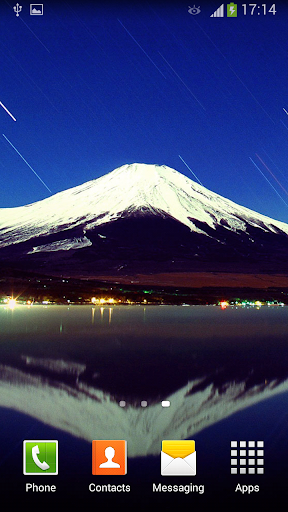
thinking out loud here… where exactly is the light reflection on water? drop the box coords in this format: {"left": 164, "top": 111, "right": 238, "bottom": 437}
{"left": 0, "top": 304, "right": 288, "bottom": 451}
{"left": 1, "top": 303, "right": 288, "bottom": 337}
{"left": 1, "top": 304, "right": 288, "bottom": 382}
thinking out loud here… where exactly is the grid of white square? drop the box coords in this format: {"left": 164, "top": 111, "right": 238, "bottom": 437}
{"left": 230, "top": 441, "right": 264, "bottom": 474}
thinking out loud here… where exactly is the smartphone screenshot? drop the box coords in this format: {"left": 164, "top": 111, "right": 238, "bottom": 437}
{"left": 1, "top": 0, "right": 288, "bottom": 506}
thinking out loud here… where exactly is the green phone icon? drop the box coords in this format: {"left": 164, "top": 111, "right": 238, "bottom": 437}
{"left": 23, "top": 440, "right": 58, "bottom": 475}
{"left": 227, "top": 3, "right": 237, "bottom": 16}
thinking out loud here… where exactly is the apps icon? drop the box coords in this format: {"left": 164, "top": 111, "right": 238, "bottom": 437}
{"left": 92, "top": 440, "right": 127, "bottom": 475}
{"left": 230, "top": 441, "right": 264, "bottom": 474}
{"left": 23, "top": 440, "right": 58, "bottom": 475}
{"left": 161, "top": 440, "right": 196, "bottom": 476}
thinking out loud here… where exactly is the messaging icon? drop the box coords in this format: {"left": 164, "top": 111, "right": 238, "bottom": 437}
{"left": 161, "top": 440, "right": 196, "bottom": 476}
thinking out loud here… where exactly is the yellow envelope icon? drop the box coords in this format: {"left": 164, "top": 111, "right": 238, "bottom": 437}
{"left": 161, "top": 440, "right": 196, "bottom": 476}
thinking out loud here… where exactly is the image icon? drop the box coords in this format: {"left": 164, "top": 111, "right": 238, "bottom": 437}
{"left": 30, "top": 4, "right": 43, "bottom": 15}
{"left": 23, "top": 440, "right": 58, "bottom": 475}
{"left": 227, "top": 3, "right": 237, "bottom": 17}
{"left": 161, "top": 440, "right": 196, "bottom": 476}
{"left": 230, "top": 441, "right": 264, "bottom": 474}
{"left": 92, "top": 440, "right": 127, "bottom": 475}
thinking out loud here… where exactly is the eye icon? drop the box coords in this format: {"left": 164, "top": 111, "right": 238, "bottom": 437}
{"left": 188, "top": 5, "right": 201, "bottom": 15}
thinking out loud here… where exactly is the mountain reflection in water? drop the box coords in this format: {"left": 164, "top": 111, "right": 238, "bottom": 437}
{"left": 1, "top": 304, "right": 288, "bottom": 456}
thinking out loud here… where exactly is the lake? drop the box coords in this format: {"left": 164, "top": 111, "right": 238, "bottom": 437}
{"left": 0, "top": 304, "right": 287, "bottom": 505}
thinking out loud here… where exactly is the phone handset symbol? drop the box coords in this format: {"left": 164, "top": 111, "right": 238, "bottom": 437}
{"left": 32, "top": 445, "right": 50, "bottom": 471}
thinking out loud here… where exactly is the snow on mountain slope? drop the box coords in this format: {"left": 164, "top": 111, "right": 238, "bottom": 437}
{"left": 27, "top": 236, "right": 92, "bottom": 254}
{"left": 1, "top": 163, "right": 288, "bottom": 248}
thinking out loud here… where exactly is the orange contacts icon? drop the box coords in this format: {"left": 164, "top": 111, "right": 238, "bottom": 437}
{"left": 92, "top": 440, "right": 127, "bottom": 475}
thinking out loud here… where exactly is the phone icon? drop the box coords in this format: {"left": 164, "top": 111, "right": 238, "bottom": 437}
{"left": 23, "top": 440, "right": 58, "bottom": 475}
{"left": 32, "top": 445, "right": 50, "bottom": 471}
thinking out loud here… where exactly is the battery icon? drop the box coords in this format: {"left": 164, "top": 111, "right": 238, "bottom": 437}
{"left": 227, "top": 2, "right": 237, "bottom": 16}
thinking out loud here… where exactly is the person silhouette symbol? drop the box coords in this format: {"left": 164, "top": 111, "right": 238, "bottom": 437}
{"left": 99, "top": 446, "right": 120, "bottom": 468}
{"left": 92, "top": 440, "right": 127, "bottom": 475}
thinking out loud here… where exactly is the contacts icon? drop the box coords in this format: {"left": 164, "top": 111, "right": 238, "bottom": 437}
{"left": 92, "top": 440, "right": 127, "bottom": 475}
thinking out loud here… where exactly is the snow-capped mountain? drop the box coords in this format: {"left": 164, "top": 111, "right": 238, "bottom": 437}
{"left": 1, "top": 163, "right": 288, "bottom": 275}
{"left": 1, "top": 163, "right": 288, "bottom": 246}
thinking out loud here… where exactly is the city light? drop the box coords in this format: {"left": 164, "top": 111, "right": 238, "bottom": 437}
{"left": 91, "top": 297, "right": 116, "bottom": 305}
{"left": 218, "top": 299, "right": 284, "bottom": 308}
{"left": 8, "top": 298, "right": 16, "bottom": 309}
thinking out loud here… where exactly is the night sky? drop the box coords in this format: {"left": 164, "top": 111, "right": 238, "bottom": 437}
{"left": 1, "top": 0, "right": 288, "bottom": 224}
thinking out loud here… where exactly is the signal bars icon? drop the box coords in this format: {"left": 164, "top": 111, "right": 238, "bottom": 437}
{"left": 210, "top": 4, "right": 224, "bottom": 17}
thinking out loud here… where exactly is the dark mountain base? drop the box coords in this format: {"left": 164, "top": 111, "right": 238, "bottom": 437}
{"left": 1, "top": 213, "right": 288, "bottom": 279}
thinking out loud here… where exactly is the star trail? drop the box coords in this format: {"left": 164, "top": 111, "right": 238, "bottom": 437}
{"left": 1, "top": 0, "right": 288, "bottom": 223}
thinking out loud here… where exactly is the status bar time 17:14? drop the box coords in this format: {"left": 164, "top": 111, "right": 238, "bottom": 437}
{"left": 241, "top": 4, "right": 276, "bottom": 15}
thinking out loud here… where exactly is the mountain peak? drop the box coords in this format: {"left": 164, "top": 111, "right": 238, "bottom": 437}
{"left": 1, "top": 163, "right": 288, "bottom": 254}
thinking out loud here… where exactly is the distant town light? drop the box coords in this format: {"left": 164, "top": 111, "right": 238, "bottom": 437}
{"left": 8, "top": 298, "right": 16, "bottom": 309}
